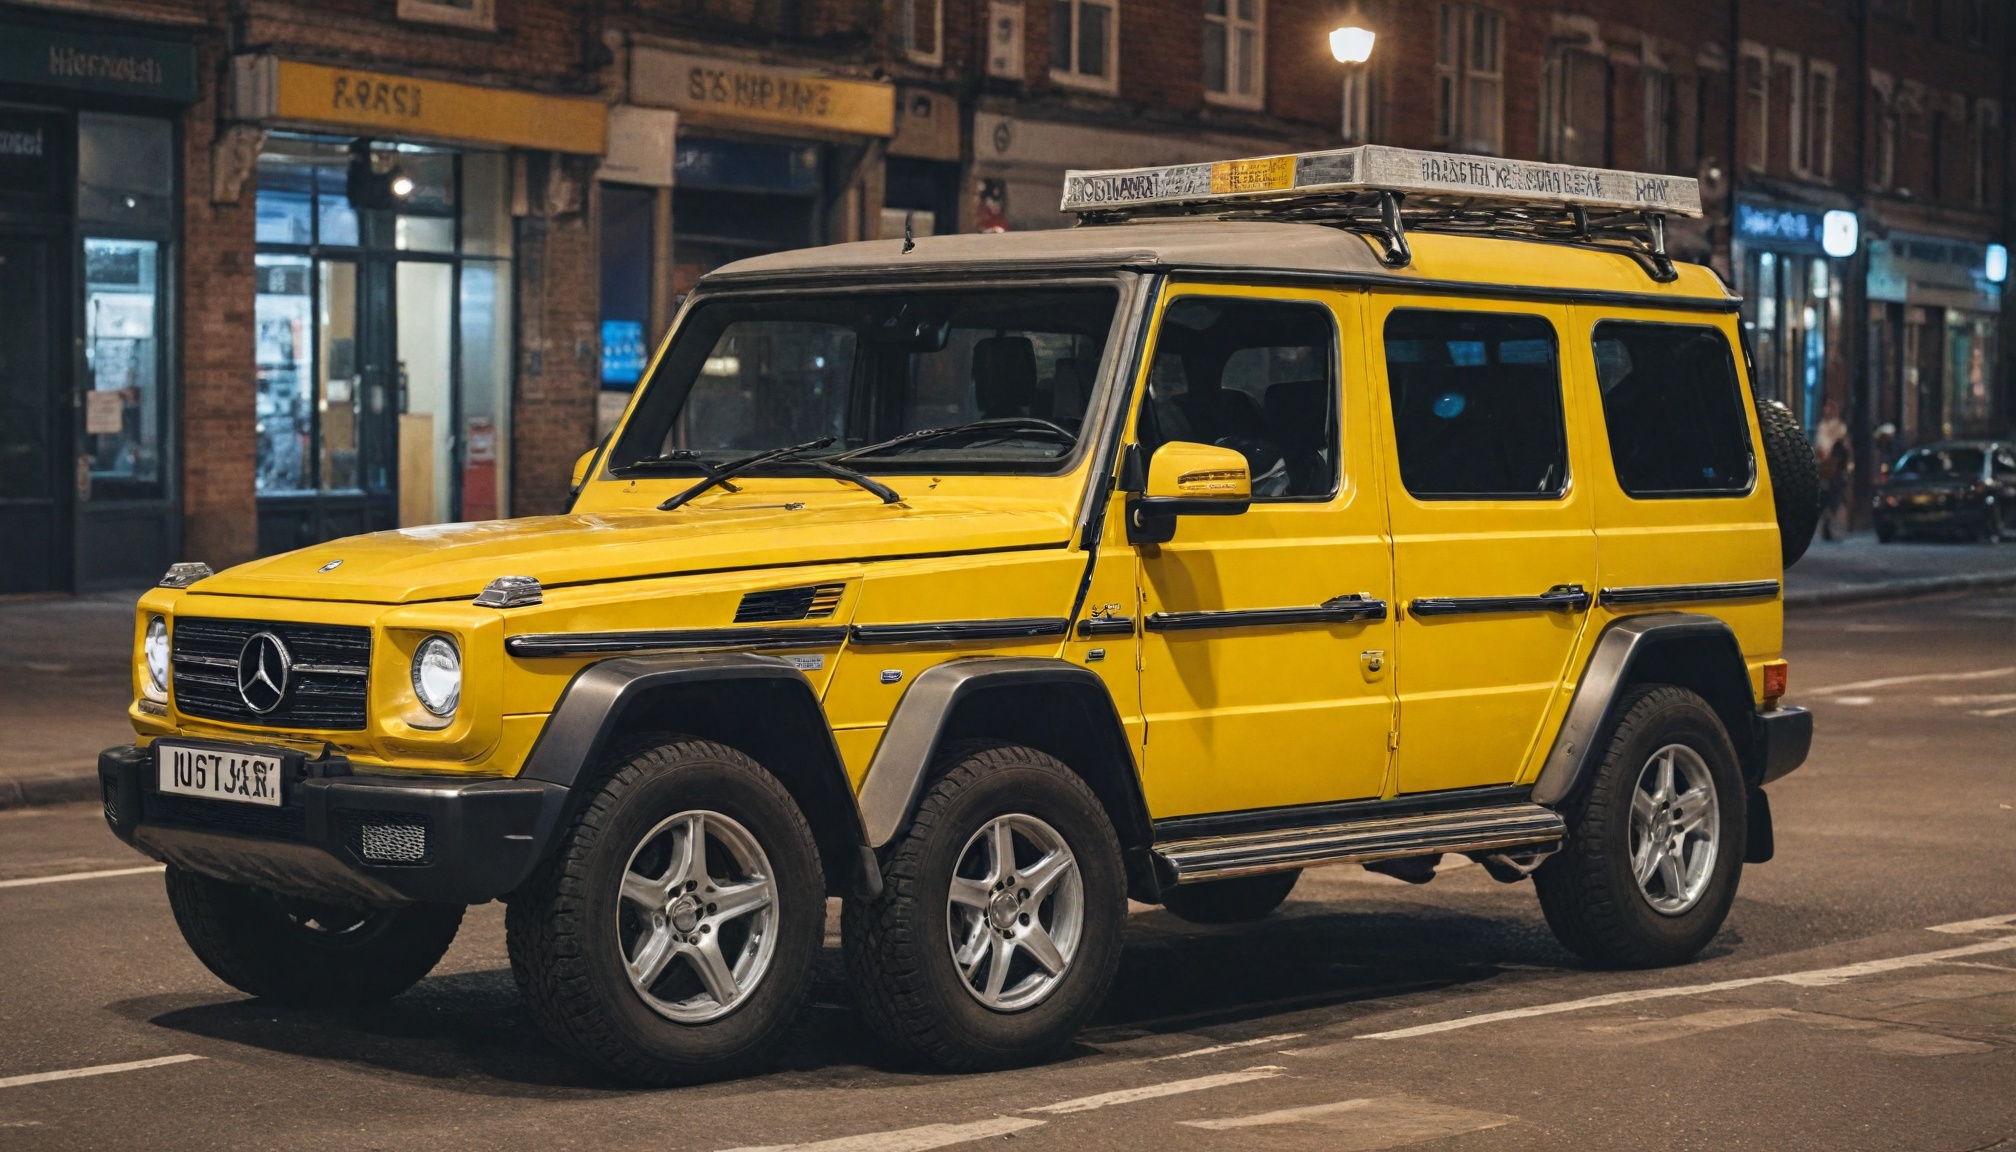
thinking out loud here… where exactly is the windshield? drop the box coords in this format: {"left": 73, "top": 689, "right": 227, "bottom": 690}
{"left": 1894, "top": 447, "right": 1984, "bottom": 482}
{"left": 609, "top": 287, "right": 1120, "bottom": 474}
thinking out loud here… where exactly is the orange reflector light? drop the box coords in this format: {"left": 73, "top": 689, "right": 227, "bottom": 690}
{"left": 1762, "top": 660, "right": 1789, "bottom": 702}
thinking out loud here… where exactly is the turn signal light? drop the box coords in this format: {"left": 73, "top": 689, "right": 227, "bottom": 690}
{"left": 1762, "top": 660, "right": 1789, "bottom": 703}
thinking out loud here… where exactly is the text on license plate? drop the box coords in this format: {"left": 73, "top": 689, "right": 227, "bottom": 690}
{"left": 158, "top": 744, "right": 284, "bottom": 807}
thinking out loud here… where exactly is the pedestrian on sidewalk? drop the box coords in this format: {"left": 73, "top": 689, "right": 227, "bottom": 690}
{"left": 1815, "top": 402, "right": 1854, "bottom": 541}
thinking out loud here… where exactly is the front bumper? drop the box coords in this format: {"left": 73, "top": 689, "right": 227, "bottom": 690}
{"left": 1753, "top": 706, "right": 1812, "bottom": 785}
{"left": 100, "top": 743, "right": 568, "bottom": 907}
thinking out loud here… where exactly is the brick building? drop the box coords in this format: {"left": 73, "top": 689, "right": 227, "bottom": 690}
{"left": 0, "top": 0, "right": 2006, "bottom": 593}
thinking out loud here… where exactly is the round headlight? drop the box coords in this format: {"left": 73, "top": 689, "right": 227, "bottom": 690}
{"left": 143, "top": 615, "right": 169, "bottom": 699}
{"left": 411, "top": 636, "right": 461, "bottom": 718}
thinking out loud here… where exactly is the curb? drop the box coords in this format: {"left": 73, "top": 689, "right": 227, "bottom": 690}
{"left": 0, "top": 773, "right": 101, "bottom": 812}
{"left": 1785, "top": 569, "right": 2016, "bottom": 609}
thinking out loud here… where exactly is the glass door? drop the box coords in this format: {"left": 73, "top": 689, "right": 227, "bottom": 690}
{"left": 0, "top": 232, "right": 60, "bottom": 593}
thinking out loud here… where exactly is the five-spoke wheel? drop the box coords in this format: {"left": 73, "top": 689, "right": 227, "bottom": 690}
{"left": 945, "top": 814, "right": 1084, "bottom": 1011}
{"left": 618, "top": 810, "right": 780, "bottom": 1023}
{"left": 1627, "top": 744, "right": 1720, "bottom": 915}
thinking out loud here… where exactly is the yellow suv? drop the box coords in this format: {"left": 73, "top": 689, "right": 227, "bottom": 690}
{"left": 103, "top": 146, "right": 1813, "bottom": 1085}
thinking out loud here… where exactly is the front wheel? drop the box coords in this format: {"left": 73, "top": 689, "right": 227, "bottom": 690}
{"left": 505, "top": 736, "right": 825, "bottom": 1086}
{"left": 164, "top": 866, "right": 463, "bottom": 1006}
{"left": 1534, "top": 685, "right": 1746, "bottom": 969}
{"left": 843, "top": 743, "right": 1126, "bottom": 1071}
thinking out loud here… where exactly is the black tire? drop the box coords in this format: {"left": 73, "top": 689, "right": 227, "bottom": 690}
{"left": 164, "top": 866, "right": 462, "bottom": 1006}
{"left": 1756, "top": 400, "right": 1821, "bottom": 567}
{"left": 1158, "top": 870, "right": 1301, "bottom": 924}
{"left": 843, "top": 743, "right": 1126, "bottom": 1072}
{"left": 505, "top": 736, "right": 824, "bottom": 1086}
{"left": 1534, "top": 685, "right": 1747, "bottom": 969}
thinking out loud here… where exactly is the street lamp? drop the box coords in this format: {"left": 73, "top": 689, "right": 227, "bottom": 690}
{"left": 1329, "top": 24, "right": 1376, "bottom": 64}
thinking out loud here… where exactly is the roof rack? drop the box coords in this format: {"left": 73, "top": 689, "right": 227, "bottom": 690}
{"left": 1060, "top": 145, "right": 1702, "bottom": 283}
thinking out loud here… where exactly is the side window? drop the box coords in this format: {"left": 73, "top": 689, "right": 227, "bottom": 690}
{"left": 1383, "top": 309, "right": 1566, "bottom": 499}
{"left": 1591, "top": 321, "right": 1755, "bottom": 497}
{"left": 1138, "top": 297, "right": 1339, "bottom": 500}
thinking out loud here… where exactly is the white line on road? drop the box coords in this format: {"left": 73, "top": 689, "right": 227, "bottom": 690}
{"left": 1345, "top": 937, "right": 2016, "bottom": 1041}
{"left": 718, "top": 1117, "right": 1046, "bottom": 1152}
{"left": 1181, "top": 1098, "right": 1375, "bottom": 1129}
{"left": 0, "top": 1055, "right": 203, "bottom": 1091}
{"left": 1807, "top": 667, "right": 2015, "bottom": 696}
{"left": 1971, "top": 706, "right": 2016, "bottom": 718}
{"left": 1151, "top": 1033, "right": 1304, "bottom": 1060}
{"left": 0, "top": 865, "right": 165, "bottom": 890}
{"left": 1027, "top": 1066, "right": 1283, "bottom": 1114}
{"left": 1931, "top": 693, "right": 2016, "bottom": 705}
{"left": 1929, "top": 913, "right": 2016, "bottom": 934}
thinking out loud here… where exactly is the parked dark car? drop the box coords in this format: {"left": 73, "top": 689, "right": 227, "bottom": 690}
{"left": 1873, "top": 441, "right": 2016, "bottom": 542}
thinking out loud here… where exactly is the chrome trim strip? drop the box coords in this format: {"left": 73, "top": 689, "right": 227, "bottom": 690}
{"left": 506, "top": 626, "right": 850, "bottom": 658}
{"left": 848, "top": 618, "right": 1072, "bottom": 645}
{"left": 292, "top": 664, "right": 371, "bottom": 677}
{"left": 1154, "top": 803, "right": 1567, "bottom": 883}
{"left": 1597, "top": 580, "right": 1782, "bottom": 607}
{"left": 1409, "top": 585, "right": 1591, "bottom": 618}
{"left": 1146, "top": 594, "right": 1389, "bottom": 632}
{"left": 170, "top": 654, "right": 237, "bottom": 669}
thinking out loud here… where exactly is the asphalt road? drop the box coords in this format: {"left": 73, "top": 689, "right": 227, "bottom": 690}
{"left": 2, "top": 591, "right": 2014, "bottom": 1151}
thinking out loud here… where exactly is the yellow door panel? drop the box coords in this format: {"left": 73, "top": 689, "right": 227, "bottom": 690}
{"left": 1368, "top": 295, "right": 1598, "bottom": 794}
{"left": 1133, "top": 285, "right": 1396, "bottom": 819}
{"left": 1566, "top": 306, "right": 1785, "bottom": 674}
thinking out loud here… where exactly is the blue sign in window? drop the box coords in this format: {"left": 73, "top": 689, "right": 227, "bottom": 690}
{"left": 601, "top": 319, "right": 647, "bottom": 387}
{"left": 1734, "top": 202, "right": 1824, "bottom": 251}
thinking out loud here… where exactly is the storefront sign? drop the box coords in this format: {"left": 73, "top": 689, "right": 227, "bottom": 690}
{"left": 630, "top": 49, "right": 894, "bottom": 138}
{"left": 603, "top": 106, "right": 678, "bottom": 187}
{"left": 1733, "top": 201, "right": 1825, "bottom": 253}
{"left": 232, "top": 56, "right": 607, "bottom": 155}
{"left": 1867, "top": 230, "right": 2003, "bottom": 312}
{"left": 0, "top": 22, "right": 198, "bottom": 103}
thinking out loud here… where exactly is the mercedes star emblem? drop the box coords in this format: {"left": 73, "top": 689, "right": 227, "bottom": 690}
{"left": 236, "top": 632, "right": 292, "bottom": 714}
{"left": 318, "top": 559, "right": 344, "bottom": 573}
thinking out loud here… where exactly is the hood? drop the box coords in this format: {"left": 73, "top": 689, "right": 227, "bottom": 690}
{"left": 194, "top": 497, "right": 1075, "bottom": 604}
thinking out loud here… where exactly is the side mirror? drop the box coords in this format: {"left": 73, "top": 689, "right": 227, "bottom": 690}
{"left": 1127, "top": 441, "right": 1252, "bottom": 544}
{"left": 570, "top": 445, "right": 599, "bottom": 495}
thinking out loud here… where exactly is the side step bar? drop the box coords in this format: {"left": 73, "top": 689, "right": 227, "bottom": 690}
{"left": 1152, "top": 803, "right": 1567, "bottom": 885}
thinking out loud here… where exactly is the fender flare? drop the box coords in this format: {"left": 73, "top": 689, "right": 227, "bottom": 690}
{"left": 1530, "top": 613, "right": 1775, "bottom": 807}
{"left": 856, "top": 657, "right": 1149, "bottom": 852}
{"left": 518, "top": 651, "right": 871, "bottom": 894}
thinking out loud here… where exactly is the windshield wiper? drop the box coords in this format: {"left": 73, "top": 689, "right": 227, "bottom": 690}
{"left": 610, "top": 448, "right": 704, "bottom": 474}
{"left": 658, "top": 437, "right": 903, "bottom": 511}
{"left": 833, "top": 417, "right": 1077, "bottom": 461}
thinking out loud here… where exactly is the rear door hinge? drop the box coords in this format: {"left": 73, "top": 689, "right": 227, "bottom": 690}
{"left": 1388, "top": 731, "right": 1401, "bottom": 750}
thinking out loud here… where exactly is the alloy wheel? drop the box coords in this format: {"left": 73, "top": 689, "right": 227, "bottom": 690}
{"left": 616, "top": 810, "right": 780, "bottom": 1024}
{"left": 945, "top": 814, "right": 1084, "bottom": 1012}
{"left": 1627, "top": 743, "right": 1720, "bottom": 916}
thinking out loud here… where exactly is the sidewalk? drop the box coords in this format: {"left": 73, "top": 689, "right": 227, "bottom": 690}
{"left": 5, "top": 536, "right": 2016, "bottom": 809}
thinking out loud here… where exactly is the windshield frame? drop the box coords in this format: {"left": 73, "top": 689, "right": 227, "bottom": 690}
{"left": 598, "top": 273, "right": 1142, "bottom": 483}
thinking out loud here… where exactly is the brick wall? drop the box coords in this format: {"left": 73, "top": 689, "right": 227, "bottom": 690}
{"left": 511, "top": 190, "right": 600, "bottom": 517}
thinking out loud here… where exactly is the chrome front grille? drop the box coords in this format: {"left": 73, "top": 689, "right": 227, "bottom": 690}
{"left": 170, "top": 618, "right": 372, "bottom": 730}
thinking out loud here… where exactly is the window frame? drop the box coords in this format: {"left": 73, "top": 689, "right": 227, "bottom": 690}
{"left": 1433, "top": 3, "right": 1503, "bottom": 155}
{"left": 1135, "top": 293, "right": 1343, "bottom": 505}
{"left": 1202, "top": 0, "right": 1266, "bottom": 110}
{"left": 1772, "top": 49, "right": 1805, "bottom": 178}
{"left": 1804, "top": 60, "right": 1836, "bottom": 180}
{"left": 1589, "top": 319, "right": 1758, "bottom": 501}
{"left": 395, "top": 0, "right": 495, "bottom": 32}
{"left": 1380, "top": 307, "right": 1571, "bottom": 503}
{"left": 1049, "top": 0, "right": 1120, "bottom": 93}
{"left": 1643, "top": 67, "right": 1675, "bottom": 173}
{"left": 893, "top": 0, "right": 945, "bottom": 66}
{"left": 1738, "top": 42, "right": 1769, "bottom": 174}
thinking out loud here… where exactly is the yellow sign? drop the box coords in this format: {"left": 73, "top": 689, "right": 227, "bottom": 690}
{"left": 631, "top": 49, "right": 894, "bottom": 138}
{"left": 1210, "top": 155, "right": 1295, "bottom": 196}
{"left": 236, "top": 56, "right": 606, "bottom": 155}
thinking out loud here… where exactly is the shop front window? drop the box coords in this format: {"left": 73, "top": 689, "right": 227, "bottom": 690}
{"left": 1947, "top": 311, "right": 1998, "bottom": 429}
{"left": 78, "top": 113, "right": 174, "bottom": 503}
{"left": 251, "top": 137, "right": 512, "bottom": 543}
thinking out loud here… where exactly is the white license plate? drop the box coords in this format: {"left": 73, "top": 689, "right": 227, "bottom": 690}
{"left": 157, "top": 743, "right": 285, "bottom": 807}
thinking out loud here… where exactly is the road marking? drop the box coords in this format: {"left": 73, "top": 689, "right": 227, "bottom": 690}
{"left": 1344, "top": 937, "right": 2016, "bottom": 1041}
{"left": 0, "top": 865, "right": 164, "bottom": 890}
{"left": 1807, "top": 667, "right": 2014, "bottom": 696}
{"left": 0, "top": 1054, "right": 203, "bottom": 1091}
{"left": 1929, "top": 913, "right": 2016, "bottom": 934}
{"left": 1182, "top": 1098, "right": 1375, "bottom": 1129}
{"left": 1971, "top": 706, "right": 2016, "bottom": 718}
{"left": 1583, "top": 1007, "right": 1796, "bottom": 1042}
{"left": 718, "top": 1117, "right": 1046, "bottom": 1152}
{"left": 1152, "top": 1033, "right": 1304, "bottom": 1060}
{"left": 1027, "top": 1066, "right": 1283, "bottom": 1114}
{"left": 1830, "top": 695, "right": 1876, "bottom": 706}
{"left": 1932, "top": 693, "right": 2016, "bottom": 705}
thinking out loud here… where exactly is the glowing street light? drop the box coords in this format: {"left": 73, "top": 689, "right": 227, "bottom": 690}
{"left": 1330, "top": 25, "right": 1376, "bottom": 64}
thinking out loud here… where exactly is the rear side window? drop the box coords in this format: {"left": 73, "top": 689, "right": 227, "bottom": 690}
{"left": 1383, "top": 309, "right": 1567, "bottom": 499}
{"left": 1591, "top": 322, "right": 1754, "bottom": 497}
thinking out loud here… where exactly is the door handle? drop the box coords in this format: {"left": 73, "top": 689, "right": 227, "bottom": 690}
{"left": 1408, "top": 584, "right": 1591, "bottom": 618}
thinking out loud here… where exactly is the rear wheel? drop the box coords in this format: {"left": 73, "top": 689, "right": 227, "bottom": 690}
{"left": 1158, "top": 870, "right": 1301, "bottom": 924}
{"left": 1534, "top": 686, "right": 1746, "bottom": 969}
{"left": 164, "top": 866, "right": 462, "bottom": 1006}
{"left": 505, "top": 736, "right": 824, "bottom": 1086}
{"left": 843, "top": 743, "right": 1126, "bottom": 1071}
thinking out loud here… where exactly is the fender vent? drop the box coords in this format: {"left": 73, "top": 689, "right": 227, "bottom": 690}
{"left": 735, "top": 583, "right": 845, "bottom": 623}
